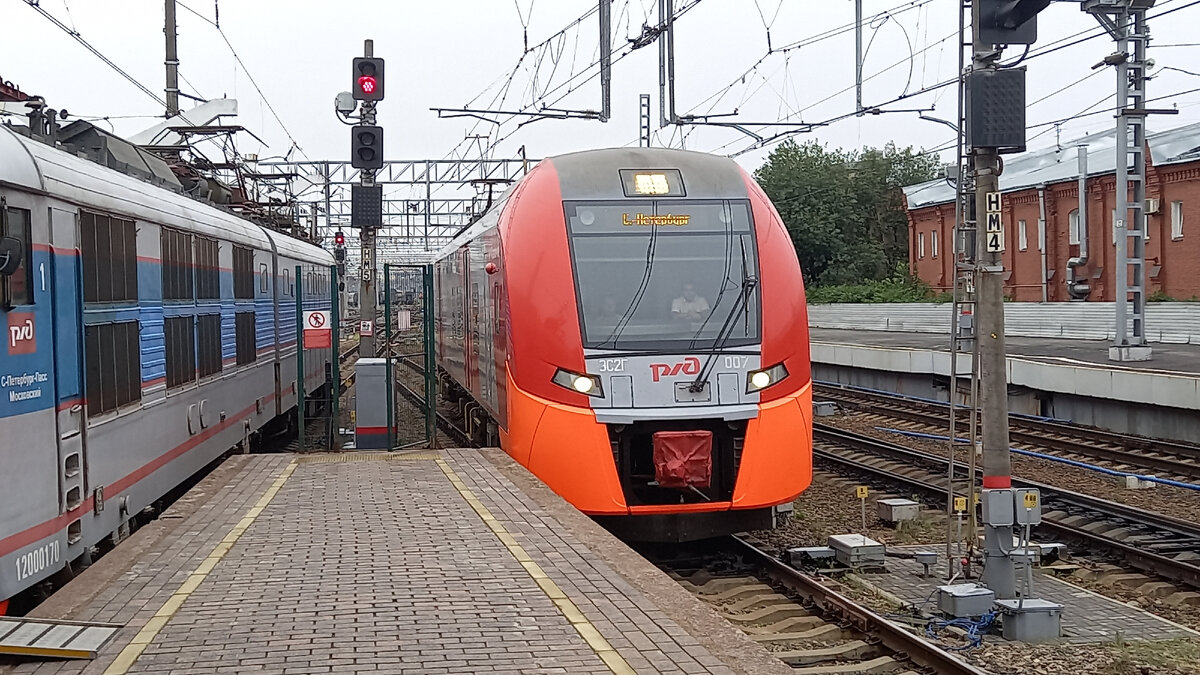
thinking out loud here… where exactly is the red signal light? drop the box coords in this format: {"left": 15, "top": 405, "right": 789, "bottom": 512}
{"left": 358, "top": 76, "right": 377, "bottom": 95}
{"left": 335, "top": 231, "right": 345, "bottom": 247}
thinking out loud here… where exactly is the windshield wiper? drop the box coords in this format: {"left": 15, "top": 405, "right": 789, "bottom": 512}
{"left": 601, "top": 221, "right": 659, "bottom": 347}
{"left": 687, "top": 269, "right": 757, "bottom": 393}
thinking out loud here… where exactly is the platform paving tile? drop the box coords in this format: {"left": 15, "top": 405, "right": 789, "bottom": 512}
{"left": 861, "top": 547, "right": 1200, "bottom": 644}
{"left": 7, "top": 450, "right": 758, "bottom": 675}
{"left": 444, "top": 449, "right": 737, "bottom": 675}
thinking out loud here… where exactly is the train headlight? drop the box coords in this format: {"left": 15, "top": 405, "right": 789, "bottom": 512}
{"left": 552, "top": 368, "right": 604, "bottom": 398}
{"left": 746, "top": 363, "right": 788, "bottom": 393}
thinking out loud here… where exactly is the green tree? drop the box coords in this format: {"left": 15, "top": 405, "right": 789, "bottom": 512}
{"left": 753, "top": 140, "right": 940, "bottom": 286}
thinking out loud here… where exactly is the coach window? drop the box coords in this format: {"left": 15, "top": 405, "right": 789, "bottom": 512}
{"left": 195, "top": 236, "right": 220, "bottom": 301}
{"left": 235, "top": 311, "right": 256, "bottom": 365}
{"left": 0, "top": 201, "right": 33, "bottom": 307}
{"left": 164, "top": 315, "right": 196, "bottom": 388}
{"left": 85, "top": 321, "right": 141, "bottom": 417}
{"left": 259, "top": 262, "right": 270, "bottom": 293}
{"left": 81, "top": 210, "right": 138, "bottom": 304}
{"left": 162, "top": 228, "right": 195, "bottom": 301}
{"left": 234, "top": 246, "right": 255, "bottom": 299}
{"left": 196, "top": 314, "right": 222, "bottom": 378}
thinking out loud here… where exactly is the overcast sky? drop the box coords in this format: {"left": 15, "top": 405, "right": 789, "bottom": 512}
{"left": 5, "top": 0, "right": 1200, "bottom": 200}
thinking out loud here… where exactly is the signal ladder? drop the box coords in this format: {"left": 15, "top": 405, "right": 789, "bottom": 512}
{"left": 944, "top": 0, "right": 981, "bottom": 574}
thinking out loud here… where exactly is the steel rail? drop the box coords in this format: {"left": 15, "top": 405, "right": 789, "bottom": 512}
{"left": 728, "top": 535, "right": 992, "bottom": 675}
{"left": 813, "top": 425, "right": 1200, "bottom": 589}
{"left": 814, "top": 383, "right": 1200, "bottom": 479}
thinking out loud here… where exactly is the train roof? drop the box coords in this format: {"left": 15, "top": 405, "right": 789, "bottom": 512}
{"left": 548, "top": 147, "right": 748, "bottom": 201}
{"left": 0, "top": 124, "right": 330, "bottom": 263}
{"left": 434, "top": 147, "right": 754, "bottom": 260}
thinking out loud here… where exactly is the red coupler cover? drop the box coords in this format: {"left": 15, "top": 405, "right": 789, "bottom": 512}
{"left": 652, "top": 430, "right": 713, "bottom": 489}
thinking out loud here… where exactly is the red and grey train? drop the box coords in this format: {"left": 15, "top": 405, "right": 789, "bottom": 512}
{"left": 434, "top": 148, "right": 812, "bottom": 540}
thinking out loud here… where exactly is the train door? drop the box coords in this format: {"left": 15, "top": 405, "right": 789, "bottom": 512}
{"left": 461, "top": 247, "right": 475, "bottom": 393}
{"left": 48, "top": 207, "right": 87, "bottom": 520}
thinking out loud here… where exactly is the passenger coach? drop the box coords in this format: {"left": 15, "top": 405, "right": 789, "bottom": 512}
{"left": 0, "top": 122, "right": 333, "bottom": 613}
{"left": 435, "top": 147, "right": 812, "bottom": 541}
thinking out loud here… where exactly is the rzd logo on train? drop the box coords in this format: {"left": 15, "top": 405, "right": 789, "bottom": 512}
{"left": 7, "top": 315, "right": 35, "bottom": 355}
{"left": 649, "top": 356, "right": 700, "bottom": 382}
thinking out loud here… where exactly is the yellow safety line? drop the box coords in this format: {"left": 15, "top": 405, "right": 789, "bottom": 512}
{"left": 435, "top": 459, "right": 635, "bottom": 675}
{"left": 103, "top": 461, "right": 298, "bottom": 674}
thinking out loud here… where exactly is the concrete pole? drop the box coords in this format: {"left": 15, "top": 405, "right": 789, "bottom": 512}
{"left": 972, "top": 3, "right": 1015, "bottom": 600}
{"left": 164, "top": 0, "right": 180, "bottom": 118}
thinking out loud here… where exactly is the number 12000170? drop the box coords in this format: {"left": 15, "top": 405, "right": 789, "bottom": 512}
{"left": 15, "top": 540, "right": 60, "bottom": 581}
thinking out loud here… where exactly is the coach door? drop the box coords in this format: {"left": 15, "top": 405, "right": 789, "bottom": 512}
{"left": 49, "top": 207, "right": 87, "bottom": 525}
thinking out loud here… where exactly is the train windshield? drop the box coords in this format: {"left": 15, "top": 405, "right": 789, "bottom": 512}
{"left": 565, "top": 200, "right": 760, "bottom": 351}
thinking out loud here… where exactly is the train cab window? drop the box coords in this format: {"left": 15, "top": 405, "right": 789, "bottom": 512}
{"left": 81, "top": 210, "right": 138, "bottom": 304}
{"left": 1, "top": 203, "right": 33, "bottom": 307}
{"left": 195, "top": 236, "right": 219, "bottom": 300}
{"left": 85, "top": 321, "right": 141, "bottom": 417}
{"left": 565, "top": 200, "right": 760, "bottom": 351}
{"left": 234, "top": 246, "right": 255, "bottom": 299}
{"left": 161, "top": 228, "right": 195, "bottom": 301}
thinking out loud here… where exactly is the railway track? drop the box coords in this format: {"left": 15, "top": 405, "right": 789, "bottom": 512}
{"left": 649, "top": 536, "right": 989, "bottom": 675}
{"left": 383, "top": 339, "right": 472, "bottom": 446}
{"left": 814, "top": 382, "right": 1200, "bottom": 481}
{"left": 813, "top": 424, "right": 1200, "bottom": 589}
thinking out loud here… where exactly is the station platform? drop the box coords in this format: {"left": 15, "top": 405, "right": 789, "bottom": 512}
{"left": 1, "top": 450, "right": 792, "bottom": 675}
{"left": 809, "top": 327, "right": 1200, "bottom": 413}
{"left": 857, "top": 546, "right": 1200, "bottom": 645}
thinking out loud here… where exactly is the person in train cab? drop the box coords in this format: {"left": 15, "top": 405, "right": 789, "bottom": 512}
{"left": 671, "top": 283, "right": 709, "bottom": 321}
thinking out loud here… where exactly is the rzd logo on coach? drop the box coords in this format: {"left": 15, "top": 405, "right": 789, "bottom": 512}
{"left": 7, "top": 314, "right": 35, "bottom": 355}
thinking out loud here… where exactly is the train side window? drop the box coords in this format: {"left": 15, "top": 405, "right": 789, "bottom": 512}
{"left": 161, "top": 227, "right": 195, "bottom": 301}
{"left": 81, "top": 210, "right": 138, "bottom": 304}
{"left": 283, "top": 268, "right": 293, "bottom": 297}
{"left": 259, "top": 262, "right": 269, "bottom": 293}
{"left": 196, "top": 314, "right": 222, "bottom": 378}
{"left": 164, "top": 315, "right": 196, "bottom": 388}
{"left": 0, "top": 202, "right": 34, "bottom": 307}
{"left": 234, "top": 246, "right": 255, "bottom": 299}
{"left": 195, "top": 236, "right": 220, "bottom": 300}
{"left": 235, "top": 311, "right": 257, "bottom": 365}
{"left": 85, "top": 320, "right": 141, "bottom": 417}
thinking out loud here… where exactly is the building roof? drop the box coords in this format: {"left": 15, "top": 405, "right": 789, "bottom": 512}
{"left": 903, "top": 120, "right": 1200, "bottom": 210}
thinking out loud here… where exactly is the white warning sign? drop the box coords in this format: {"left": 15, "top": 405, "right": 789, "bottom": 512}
{"left": 985, "top": 230, "right": 1006, "bottom": 252}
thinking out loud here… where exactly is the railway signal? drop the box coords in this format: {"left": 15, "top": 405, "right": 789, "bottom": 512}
{"left": 351, "top": 125, "right": 384, "bottom": 170}
{"left": 978, "top": 0, "right": 1051, "bottom": 45}
{"left": 351, "top": 57, "right": 385, "bottom": 101}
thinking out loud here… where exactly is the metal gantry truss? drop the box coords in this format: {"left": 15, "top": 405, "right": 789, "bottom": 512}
{"left": 248, "top": 157, "right": 533, "bottom": 268}
{"left": 1084, "top": 0, "right": 1165, "bottom": 361}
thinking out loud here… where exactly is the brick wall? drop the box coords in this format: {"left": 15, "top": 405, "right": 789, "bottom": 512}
{"left": 907, "top": 156, "right": 1200, "bottom": 301}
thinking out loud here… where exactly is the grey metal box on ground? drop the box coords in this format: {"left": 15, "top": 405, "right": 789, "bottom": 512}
{"left": 827, "top": 534, "right": 885, "bottom": 566}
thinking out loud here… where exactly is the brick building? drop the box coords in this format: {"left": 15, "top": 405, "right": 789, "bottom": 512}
{"left": 903, "top": 122, "right": 1200, "bottom": 301}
